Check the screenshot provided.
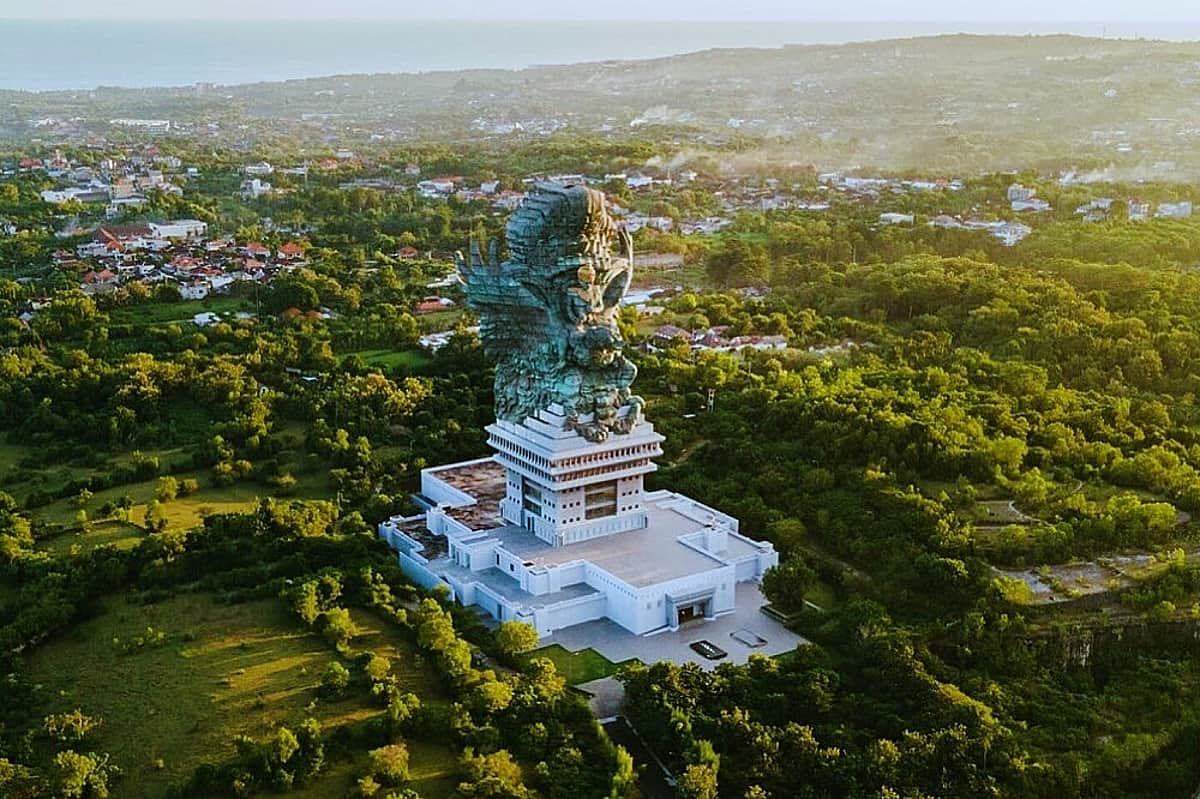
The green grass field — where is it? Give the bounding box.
[291,739,459,799]
[347,608,449,706]
[341,349,431,371]
[0,440,97,505]
[804,578,838,611]
[108,296,253,328]
[525,644,636,686]
[0,439,25,473]
[32,467,334,533]
[38,519,145,556]
[31,469,264,529]
[1,429,336,539]
[25,592,455,799]
[415,309,463,331]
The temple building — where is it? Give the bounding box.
[379,183,779,638]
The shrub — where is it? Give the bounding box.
[495,621,539,656]
[320,662,351,698]
[368,743,410,785]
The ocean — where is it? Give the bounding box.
[2,19,1199,92]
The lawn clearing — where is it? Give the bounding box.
[128,478,265,532]
[804,577,838,611]
[975,499,1034,525]
[416,309,463,331]
[0,439,26,473]
[34,467,333,533]
[38,520,145,556]
[25,593,375,798]
[108,295,253,328]
[341,349,431,371]
[291,739,459,799]
[525,644,635,685]
[346,608,448,706]
[0,439,96,506]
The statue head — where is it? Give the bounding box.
[458,183,642,438]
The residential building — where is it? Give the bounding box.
[992,222,1033,247]
[1157,201,1194,219]
[1007,183,1036,203]
[244,161,274,176]
[149,219,208,240]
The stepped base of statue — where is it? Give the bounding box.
[488,402,664,548]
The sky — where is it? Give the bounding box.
[1,0,1195,21]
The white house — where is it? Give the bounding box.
[41,187,108,204]
[1007,183,1036,203]
[992,222,1033,247]
[417,178,456,197]
[209,273,236,293]
[179,279,211,300]
[149,219,208,240]
[241,179,272,199]
[1012,198,1052,213]
[193,312,221,327]
[1157,202,1194,219]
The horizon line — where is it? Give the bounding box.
[0,16,1194,24]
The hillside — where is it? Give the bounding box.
[5,35,1200,175]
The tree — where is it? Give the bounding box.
[320,606,359,649]
[359,653,390,684]
[320,661,351,698]
[155,476,179,502]
[761,556,817,613]
[368,743,410,785]
[456,749,532,799]
[44,710,101,743]
[144,500,169,534]
[495,621,539,656]
[51,750,116,799]
[706,238,770,287]
[677,763,719,799]
[471,678,514,714]
[0,757,40,799]
[766,518,807,553]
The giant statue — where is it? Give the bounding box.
[458,183,643,442]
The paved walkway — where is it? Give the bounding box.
[541,583,807,670]
[577,676,626,718]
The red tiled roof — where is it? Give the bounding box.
[94,224,152,242]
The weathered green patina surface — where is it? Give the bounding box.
[459,183,643,440]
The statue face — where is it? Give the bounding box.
[564,257,628,324]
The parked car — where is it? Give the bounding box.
[689,640,728,660]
